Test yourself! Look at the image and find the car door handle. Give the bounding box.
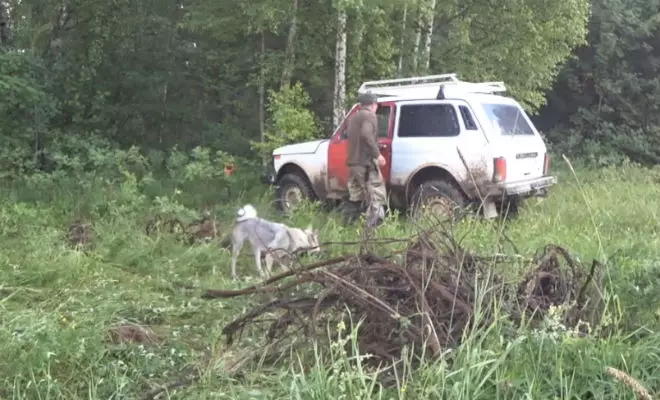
[379,143,388,150]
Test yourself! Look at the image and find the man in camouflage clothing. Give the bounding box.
[343,92,387,229]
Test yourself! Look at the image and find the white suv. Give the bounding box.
[261,73,556,218]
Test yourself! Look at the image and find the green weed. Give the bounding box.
[0,161,659,398]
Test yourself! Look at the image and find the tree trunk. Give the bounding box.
[280,0,298,89]
[411,4,422,75]
[397,4,408,76]
[350,7,365,91]
[421,0,436,73]
[332,7,347,129]
[0,0,10,45]
[160,83,168,145]
[259,32,266,144]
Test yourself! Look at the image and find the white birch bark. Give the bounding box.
[421,0,436,73]
[280,0,298,89]
[259,32,266,143]
[412,3,422,74]
[332,7,347,129]
[0,0,10,45]
[397,4,408,76]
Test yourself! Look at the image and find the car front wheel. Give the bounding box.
[275,173,314,214]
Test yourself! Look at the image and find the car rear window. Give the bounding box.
[481,103,535,136]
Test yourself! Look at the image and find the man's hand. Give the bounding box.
[378,154,386,167]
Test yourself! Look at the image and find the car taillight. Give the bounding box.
[493,157,507,182]
[273,154,281,160]
[543,153,549,175]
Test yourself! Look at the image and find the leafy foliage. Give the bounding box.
[251,83,322,160]
[0,51,55,177]
[0,0,594,172]
[427,0,590,111]
[540,0,660,165]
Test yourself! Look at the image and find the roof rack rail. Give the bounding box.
[357,73,507,99]
[438,80,507,98]
[358,74,459,98]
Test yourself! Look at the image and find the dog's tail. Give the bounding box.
[236,204,258,222]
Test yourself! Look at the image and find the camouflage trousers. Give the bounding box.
[347,161,387,228]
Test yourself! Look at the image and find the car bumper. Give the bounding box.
[500,175,557,197]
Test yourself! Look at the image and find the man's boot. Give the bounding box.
[342,200,363,225]
[365,203,385,230]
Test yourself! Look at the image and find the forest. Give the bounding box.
[1,0,658,169]
[1,0,660,398]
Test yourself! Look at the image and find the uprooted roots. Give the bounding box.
[145,214,221,245]
[203,224,605,375]
[107,322,161,346]
[66,219,95,250]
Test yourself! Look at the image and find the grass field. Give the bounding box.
[1,158,660,399]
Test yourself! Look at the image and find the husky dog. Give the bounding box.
[229,204,320,279]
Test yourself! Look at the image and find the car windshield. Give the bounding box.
[481,102,535,136]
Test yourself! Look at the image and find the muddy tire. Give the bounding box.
[496,197,524,219]
[409,179,469,221]
[275,173,315,214]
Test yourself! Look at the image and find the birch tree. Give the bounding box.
[420,0,436,73]
[0,0,10,45]
[280,0,298,89]
[397,4,407,75]
[332,3,347,128]
[411,1,422,74]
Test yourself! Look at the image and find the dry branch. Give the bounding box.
[200,220,605,378]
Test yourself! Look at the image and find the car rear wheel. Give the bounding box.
[275,173,315,214]
[495,197,524,219]
[409,179,469,222]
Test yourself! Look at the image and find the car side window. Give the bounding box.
[338,113,354,140]
[459,105,478,130]
[376,105,391,138]
[338,106,390,140]
[398,103,460,137]
[337,106,360,140]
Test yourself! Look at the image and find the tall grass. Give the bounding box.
[0,160,659,398]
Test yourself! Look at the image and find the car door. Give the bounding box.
[390,100,490,195]
[327,103,395,196]
[327,105,358,195]
[376,101,395,188]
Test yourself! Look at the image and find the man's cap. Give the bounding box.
[358,92,377,106]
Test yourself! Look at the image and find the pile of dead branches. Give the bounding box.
[201,222,605,373]
[66,219,95,251]
[145,211,222,245]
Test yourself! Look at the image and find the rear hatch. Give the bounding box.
[479,100,548,183]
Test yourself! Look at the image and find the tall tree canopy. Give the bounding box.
[0,0,597,174]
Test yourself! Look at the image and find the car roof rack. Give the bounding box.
[357,73,507,100]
